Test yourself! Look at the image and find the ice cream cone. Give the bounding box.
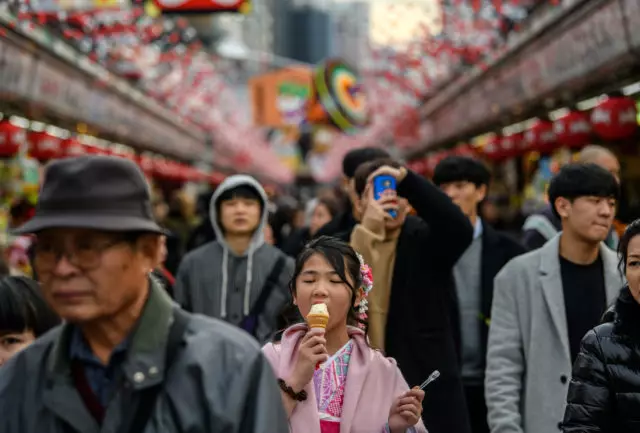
[307,313,329,329]
[306,303,330,329]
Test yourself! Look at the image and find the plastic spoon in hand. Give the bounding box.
[418,370,441,390]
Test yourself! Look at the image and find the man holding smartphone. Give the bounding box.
[350,158,474,433]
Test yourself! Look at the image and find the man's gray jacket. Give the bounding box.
[485,234,623,433]
[0,280,289,433]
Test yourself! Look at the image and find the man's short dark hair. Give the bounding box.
[353,158,402,198]
[548,163,620,219]
[433,156,491,187]
[216,185,264,213]
[342,147,390,179]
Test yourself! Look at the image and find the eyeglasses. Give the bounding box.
[33,236,129,272]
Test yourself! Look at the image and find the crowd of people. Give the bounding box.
[0,143,636,433]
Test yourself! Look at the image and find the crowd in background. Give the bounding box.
[0,144,637,433]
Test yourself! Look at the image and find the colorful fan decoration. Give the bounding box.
[306,58,369,134]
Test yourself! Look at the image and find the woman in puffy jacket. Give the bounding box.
[563,219,640,432]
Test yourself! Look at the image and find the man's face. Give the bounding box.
[34,228,158,323]
[439,181,486,219]
[556,196,616,243]
[220,197,262,236]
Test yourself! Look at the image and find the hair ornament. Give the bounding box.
[355,252,373,328]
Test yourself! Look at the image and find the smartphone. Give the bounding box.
[373,174,397,219]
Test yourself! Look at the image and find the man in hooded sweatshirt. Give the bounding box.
[174,175,295,344]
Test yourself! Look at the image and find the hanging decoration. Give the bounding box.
[153,0,251,14]
[0,121,27,158]
[28,131,62,161]
[306,58,369,134]
[499,133,523,159]
[553,111,591,149]
[590,96,638,141]
[524,119,557,155]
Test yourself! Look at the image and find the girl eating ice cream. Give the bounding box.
[263,236,427,433]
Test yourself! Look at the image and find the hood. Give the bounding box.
[209,174,269,257]
[208,174,269,319]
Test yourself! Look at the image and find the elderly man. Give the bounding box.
[0,156,288,433]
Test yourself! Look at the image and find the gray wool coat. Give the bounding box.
[485,235,623,433]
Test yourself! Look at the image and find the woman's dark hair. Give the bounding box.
[0,276,60,337]
[286,236,367,332]
[618,219,640,275]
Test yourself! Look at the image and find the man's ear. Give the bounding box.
[476,184,488,203]
[138,234,162,269]
[341,175,351,193]
[555,197,571,219]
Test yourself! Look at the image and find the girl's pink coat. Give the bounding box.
[262,324,428,433]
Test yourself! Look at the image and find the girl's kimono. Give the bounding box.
[263,324,428,433]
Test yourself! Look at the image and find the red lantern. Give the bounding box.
[60,138,85,157]
[137,155,154,175]
[499,134,523,159]
[554,111,592,148]
[83,145,105,155]
[407,159,426,174]
[451,144,477,158]
[426,152,448,175]
[524,120,557,154]
[591,97,638,140]
[482,135,503,160]
[0,121,26,157]
[210,172,225,185]
[29,131,62,161]
[233,150,252,169]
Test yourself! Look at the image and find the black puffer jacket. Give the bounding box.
[563,285,640,432]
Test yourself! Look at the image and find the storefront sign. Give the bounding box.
[429,0,632,146]
[0,40,34,100]
[622,0,640,51]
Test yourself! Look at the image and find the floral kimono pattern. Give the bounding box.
[313,340,354,433]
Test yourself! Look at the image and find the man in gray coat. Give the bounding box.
[174,174,294,344]
[485,163,624,433]
[0,156,288,433]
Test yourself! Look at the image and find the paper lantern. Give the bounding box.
[554,111,592,148]
[499,133,523,159]
[60,138,85,157]
[407,159,426,174]
[29,131,62,161]
[591,97,637,141]
[524,120,557,154]
[482,135,503,160]
[452,144,477,158]
[425,151,448,175]
[0,121,27,157]
[136,155,154,175]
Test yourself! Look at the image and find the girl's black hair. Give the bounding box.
[0,276,61,337]
[618,219,640,275]
[274,236,367,341]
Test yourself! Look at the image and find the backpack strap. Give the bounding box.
[125,308,190,433]
[240,255,288,337]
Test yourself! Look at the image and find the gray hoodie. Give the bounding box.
[174,175,294,343]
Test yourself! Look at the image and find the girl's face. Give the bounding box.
[0,330,35,366]
[293,253,357,332]
[626,235,640,303]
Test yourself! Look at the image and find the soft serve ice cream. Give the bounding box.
[306,303,330,329]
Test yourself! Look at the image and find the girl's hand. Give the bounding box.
[287,327,328,392]
[388,387,425,433]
